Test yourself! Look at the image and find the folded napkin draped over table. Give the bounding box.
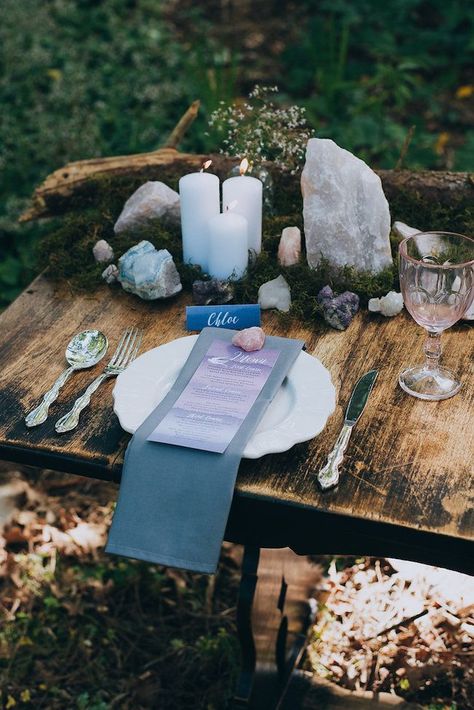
[106,327,304,574]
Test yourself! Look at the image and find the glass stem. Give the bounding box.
[424,331,442,371]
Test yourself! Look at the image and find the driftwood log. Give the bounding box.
[19,151,473,223]
[19,149,233,222]
[298,674,420,708]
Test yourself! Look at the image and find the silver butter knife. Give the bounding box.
[317,369,378,491]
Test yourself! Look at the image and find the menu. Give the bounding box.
[147,340,280,453]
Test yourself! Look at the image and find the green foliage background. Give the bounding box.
[1,0,473,307]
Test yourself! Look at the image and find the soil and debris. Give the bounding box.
[0,467,472,709]
[307,557,474,709]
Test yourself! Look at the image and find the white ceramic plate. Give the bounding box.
[113,335,336,459]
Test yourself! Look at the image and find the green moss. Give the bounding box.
[387,190,473,236]
[37,167,473,327]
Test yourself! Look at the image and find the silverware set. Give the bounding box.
[25,325,376,490]
[25,327,142,433]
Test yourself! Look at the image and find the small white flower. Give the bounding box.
[207,85,312,171]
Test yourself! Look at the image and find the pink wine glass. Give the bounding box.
[399,231,474,400]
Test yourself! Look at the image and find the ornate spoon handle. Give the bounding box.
[55,373,109,433]
[25,366,75,427]
[317,423,353,490]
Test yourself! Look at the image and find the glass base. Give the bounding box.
[399,365,462,401]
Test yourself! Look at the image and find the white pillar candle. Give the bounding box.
[222,160,262,254]
[179,167,220,270]
[207,211,248,280]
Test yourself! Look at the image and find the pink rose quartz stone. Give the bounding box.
[278,226,301,266]
[232,327,266,352]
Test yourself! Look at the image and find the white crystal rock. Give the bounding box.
[278,226,301,266]
[392,220,443,255]
[232,327,266,352]
[301,138,392,273]
[368,291,404,317]
[392,221,420,239]
[258,275,291,312]
[93,239,114,263]
[118,240,182,300]
[114,181,180,234]
[102,264,119,284]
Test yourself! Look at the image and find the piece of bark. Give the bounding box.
[19,150,235,222]
[378,169,473,207]
[301,674,421,708]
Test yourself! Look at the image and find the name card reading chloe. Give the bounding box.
[185,304,260,331]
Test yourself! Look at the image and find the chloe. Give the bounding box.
[207,311,239,327]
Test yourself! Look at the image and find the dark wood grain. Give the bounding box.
[0,274,473,570]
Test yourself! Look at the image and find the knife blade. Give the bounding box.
[317,369,378,491]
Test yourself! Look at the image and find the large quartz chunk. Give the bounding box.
[258,275,291,312]
[301,138,392,273]
[114,181,180,234]
[118,241,182,300]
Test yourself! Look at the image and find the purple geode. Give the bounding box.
[317,285,359,330]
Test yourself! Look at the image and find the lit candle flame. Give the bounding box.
[200,159,212,173]
[239,158,249,176]
[226,200,238,212]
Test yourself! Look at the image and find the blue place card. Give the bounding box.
[185,304,261,331]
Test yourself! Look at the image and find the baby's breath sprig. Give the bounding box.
[208,85,313,175]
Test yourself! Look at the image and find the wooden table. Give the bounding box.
[1,275,473,706]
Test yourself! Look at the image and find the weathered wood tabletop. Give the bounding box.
[0,274,473,572]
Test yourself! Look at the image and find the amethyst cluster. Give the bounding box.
[317,285,359,330]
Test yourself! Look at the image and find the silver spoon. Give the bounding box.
[25,330,108,427]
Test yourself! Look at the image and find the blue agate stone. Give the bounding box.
[118,240,182,300]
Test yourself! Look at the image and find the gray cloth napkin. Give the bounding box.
[106,327,303,573]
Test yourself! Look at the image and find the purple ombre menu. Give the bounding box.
[147,340,280,453]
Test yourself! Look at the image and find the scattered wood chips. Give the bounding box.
[307,557,474,708]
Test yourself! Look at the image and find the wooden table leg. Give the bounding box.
[232,546,320,709]
[233,545,260,707]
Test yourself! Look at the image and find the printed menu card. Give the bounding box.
[147,339,280,453]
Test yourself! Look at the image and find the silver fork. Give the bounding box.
[55,327,143,433]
